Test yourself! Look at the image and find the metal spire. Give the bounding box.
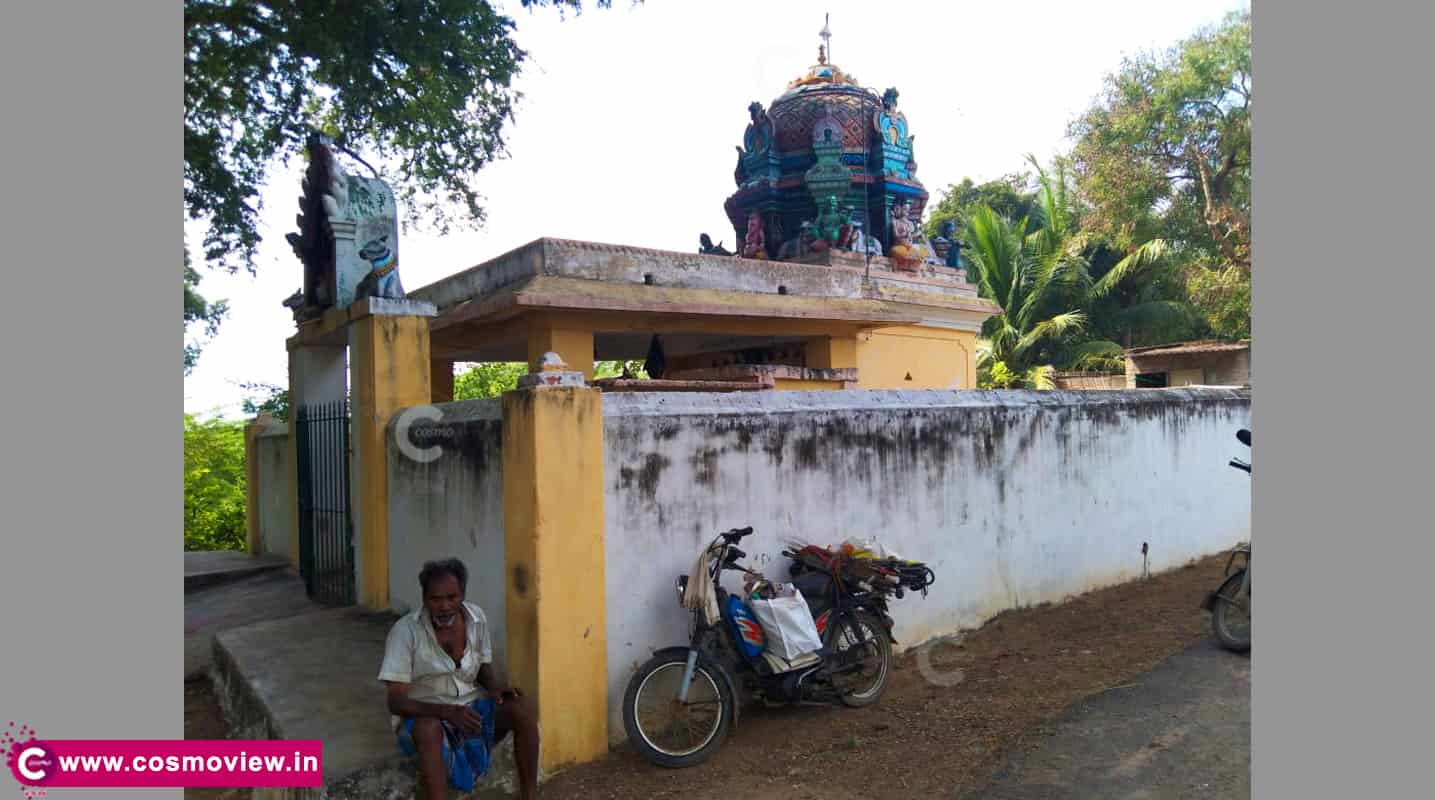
[820,14,832,65]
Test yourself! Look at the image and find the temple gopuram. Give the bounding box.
[723,42,933,269]
[285,24,1001,396]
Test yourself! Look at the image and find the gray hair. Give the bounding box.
[419,558,468,596]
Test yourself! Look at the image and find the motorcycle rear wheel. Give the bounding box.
[622,651,735,768]
[827,611,892,708]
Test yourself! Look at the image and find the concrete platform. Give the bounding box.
[185,567,320,680]
[185,550,291,591]
[213,607,522,799]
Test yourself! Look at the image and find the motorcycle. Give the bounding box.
[1202,428,1251,652]
[621,526,927,768]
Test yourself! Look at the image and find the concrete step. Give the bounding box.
[185,567,320,681]
[213,607,522,799]
[185,551,292,592]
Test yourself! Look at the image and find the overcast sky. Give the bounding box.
[183,0,1249,419]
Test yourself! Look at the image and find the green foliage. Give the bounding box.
[184,413,249,552]
[966,204,1089,378]
[1185,263,1251,340]
[239,382,291,421]
[1069,9,1251,273]
[183,244,228,374]
[184,0,614,273]
[979,358,1054,391]
[453,362,527,399]
[595,360,649,380]
[924,173,1038,245]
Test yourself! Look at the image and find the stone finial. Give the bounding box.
[538,351,569,372]
[518,351,585,389]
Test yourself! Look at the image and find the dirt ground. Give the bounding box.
[185,553,1237,799]
[183,679,249,800]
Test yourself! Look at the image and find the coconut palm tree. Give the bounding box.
[967,155,1199,385]
[965,204,1087,388]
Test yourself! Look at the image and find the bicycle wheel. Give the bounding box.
[1211,568,1251,653]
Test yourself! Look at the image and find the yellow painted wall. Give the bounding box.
[350,313,432,610]
[773,378,846,390]
[856,325,976,389]
[804,336,858,370]
[502,385,609,772]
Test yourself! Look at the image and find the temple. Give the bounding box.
[286,23,1000,396]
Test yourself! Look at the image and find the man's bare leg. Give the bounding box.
[409,718,449,800]
[494,696,540,800]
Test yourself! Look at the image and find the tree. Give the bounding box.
[966,154,1201,384]
[1068,9,1250,339]
[453,362,527,400]
[184,413,249,551]
[1068,9,1250,269]
[240,381,290,420]
[184,244,228,375]
[923,173,1038,243]
[964,205,1088,388]
[185,0,615,274]
[595,360,648,380]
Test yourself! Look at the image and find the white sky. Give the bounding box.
[183,0,1248,419]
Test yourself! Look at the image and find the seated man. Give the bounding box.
[379,558,539,799]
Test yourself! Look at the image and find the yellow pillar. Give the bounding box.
[502,353,608,773]
[349,300,435,610]
[805,335,859,370]
[527,316,595,381]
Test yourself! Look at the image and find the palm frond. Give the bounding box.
[967,207,1035,316]
[1092,239,1171,299]
[1013,311,1088,358]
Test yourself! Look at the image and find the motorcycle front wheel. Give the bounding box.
[1211,568,1251,653]
[622,651,735,768]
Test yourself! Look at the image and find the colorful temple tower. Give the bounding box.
[723,35,928,264]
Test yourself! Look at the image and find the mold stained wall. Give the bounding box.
[600,388,1250,743]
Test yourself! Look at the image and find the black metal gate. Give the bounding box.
[295,401,356,606]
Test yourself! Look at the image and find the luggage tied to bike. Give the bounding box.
[747,583,823,660]
[787,538,937,596]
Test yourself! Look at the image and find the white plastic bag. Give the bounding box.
[750,588,823,660]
